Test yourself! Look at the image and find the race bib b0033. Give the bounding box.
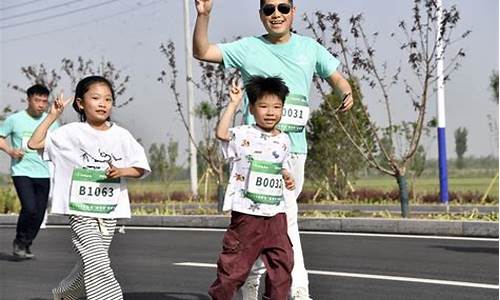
[245,160,284,205]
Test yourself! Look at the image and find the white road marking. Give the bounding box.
[300,231,499,242]
[173,262,499,290]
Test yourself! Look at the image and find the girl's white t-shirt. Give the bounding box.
[43,122,150,219]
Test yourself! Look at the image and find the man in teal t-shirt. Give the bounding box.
[0,84,58,259]
[193,0,353,299]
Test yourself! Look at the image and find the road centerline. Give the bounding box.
[173,262,499,290]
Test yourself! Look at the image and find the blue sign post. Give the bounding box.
[436,0,449,208]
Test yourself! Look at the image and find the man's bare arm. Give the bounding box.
[327,71,354,112]
[193,0,223,63]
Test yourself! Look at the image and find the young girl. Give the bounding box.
[28,75,150,300]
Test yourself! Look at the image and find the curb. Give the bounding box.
[130,203,499,214]
[0,214,498,238]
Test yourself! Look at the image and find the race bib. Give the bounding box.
[278,94,310,133]
[69,168,120,214]
[245,160,283,205]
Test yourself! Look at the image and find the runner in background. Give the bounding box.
[0,84,58,259]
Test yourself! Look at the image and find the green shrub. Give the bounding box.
[0,187,20,214]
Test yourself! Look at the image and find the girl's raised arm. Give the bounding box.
[28,92,72,150]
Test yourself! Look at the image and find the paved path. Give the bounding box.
[0,226,498,300]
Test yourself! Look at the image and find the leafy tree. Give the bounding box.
[148,139,179,200]
[408,145,426,200]
[303,0,469,217]
[454,127,468,169]
[149,143,167,181]
[487,70,498,154]
[306,78,374,199]
[0,106,12,122]
[8,57,133,108]
[158,41,238,207]
[61,56,133,107]
[490,70,499,104]
[7,64,61,102]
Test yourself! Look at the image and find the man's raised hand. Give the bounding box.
[195,0,213,16]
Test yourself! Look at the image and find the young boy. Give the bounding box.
[208,76,295,300]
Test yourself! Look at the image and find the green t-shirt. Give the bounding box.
[218,33,340,154]
[0,110,59,177]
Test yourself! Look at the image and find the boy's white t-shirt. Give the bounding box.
[43,122,150,219]
[222,125,292,217]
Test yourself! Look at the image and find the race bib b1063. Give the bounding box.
[69,168,120,215]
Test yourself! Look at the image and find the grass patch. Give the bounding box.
[350,177,498,196]
[300,209,498,221]
[130,209,498,221]
[130,175,499,201]
[0,186,20,214]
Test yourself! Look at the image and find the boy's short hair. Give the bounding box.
[260,0,293,8]
[26,84,50,98]
[245,76,289,105]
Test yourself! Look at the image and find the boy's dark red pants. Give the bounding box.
[208,211,293,300]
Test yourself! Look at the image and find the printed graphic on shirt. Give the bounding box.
[80,148,123,169]
[223,125,289,216]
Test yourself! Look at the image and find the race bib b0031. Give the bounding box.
[245,160,284,205]
[277,94,310,133]
[69,168,121,215]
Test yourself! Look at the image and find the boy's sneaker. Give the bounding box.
[12,240,27,259]
[291,287,313,300]
[240,281,259,300]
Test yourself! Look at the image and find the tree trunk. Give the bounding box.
[397,174,410,218]
[217,183,225,213]
[411,173,416,202]
[216,170,225,213]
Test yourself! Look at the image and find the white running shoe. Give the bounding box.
[240,281,259,300]
[291,287,313,300]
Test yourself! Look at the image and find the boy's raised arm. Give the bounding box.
[193,0,223,63]
[216,79,242,141]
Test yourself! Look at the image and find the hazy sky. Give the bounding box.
[0,0,498,173]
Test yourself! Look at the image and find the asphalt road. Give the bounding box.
[0,226,498,300]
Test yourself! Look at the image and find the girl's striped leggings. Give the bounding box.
[52,215,123,300]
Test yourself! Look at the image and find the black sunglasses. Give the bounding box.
[261,3,292,17]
